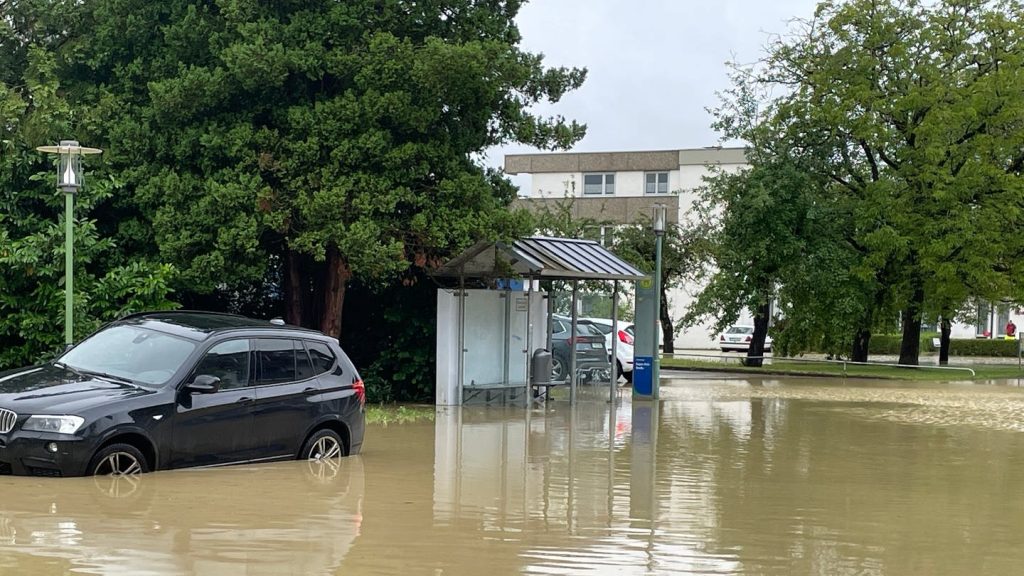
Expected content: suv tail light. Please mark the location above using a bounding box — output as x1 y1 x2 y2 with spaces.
618 330 633 345
353 379 366 407
720 335 725 341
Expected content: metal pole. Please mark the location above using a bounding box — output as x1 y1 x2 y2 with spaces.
64 188 74 347
502 289 510 388
652 233 663 399
570 280 579 405
457 270 466 405
546 283 554 352
525 276 533 405
610 280 619 404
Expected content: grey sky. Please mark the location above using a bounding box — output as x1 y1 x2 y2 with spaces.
485 0 821 183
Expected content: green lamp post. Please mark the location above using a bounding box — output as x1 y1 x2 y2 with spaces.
36 140 102 348
651 203 667 399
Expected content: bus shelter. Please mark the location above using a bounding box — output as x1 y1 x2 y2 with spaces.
434 236 645 406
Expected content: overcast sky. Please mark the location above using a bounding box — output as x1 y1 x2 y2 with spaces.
485 0 821 184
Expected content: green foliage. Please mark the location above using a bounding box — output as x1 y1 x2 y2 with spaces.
0 11 177 370
867 335 1020 358
70 0 584 338
755 0 1024 362
706 0 1024 363
364 404 435 427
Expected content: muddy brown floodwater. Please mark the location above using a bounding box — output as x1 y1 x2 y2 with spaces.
4 374 1024 575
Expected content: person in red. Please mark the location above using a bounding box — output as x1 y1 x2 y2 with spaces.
1006 319 1017 338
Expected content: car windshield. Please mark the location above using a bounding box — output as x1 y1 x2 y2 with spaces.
727 326 755 335
59 325 197 387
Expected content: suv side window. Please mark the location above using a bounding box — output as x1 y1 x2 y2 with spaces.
194 339 252 390
295 340 315 381
258 338 296 385
305 341 337 376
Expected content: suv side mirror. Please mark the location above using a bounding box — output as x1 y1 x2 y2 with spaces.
187 374 221 393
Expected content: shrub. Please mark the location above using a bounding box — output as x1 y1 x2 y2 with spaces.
867 334 1020 357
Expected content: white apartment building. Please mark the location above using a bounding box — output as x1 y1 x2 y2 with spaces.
506 147 749 349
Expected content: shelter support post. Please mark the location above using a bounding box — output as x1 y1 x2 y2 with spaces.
524 276 533 405
610 280 619 404
570 280 579 405
546 283 554 352
457 270 466 405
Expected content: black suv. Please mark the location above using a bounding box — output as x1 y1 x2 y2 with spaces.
0 311 365 477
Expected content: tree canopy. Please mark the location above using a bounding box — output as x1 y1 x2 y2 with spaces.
63 0 585 339
0 1 176 368
704 0 1024 364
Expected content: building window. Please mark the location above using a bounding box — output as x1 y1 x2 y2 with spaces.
645 172 669 194
584 225 616 248
583 173 615 195
976 301 992 336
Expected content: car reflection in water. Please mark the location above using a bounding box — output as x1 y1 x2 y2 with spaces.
0 457 364 575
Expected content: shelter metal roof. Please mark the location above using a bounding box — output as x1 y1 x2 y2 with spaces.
435 236 646 282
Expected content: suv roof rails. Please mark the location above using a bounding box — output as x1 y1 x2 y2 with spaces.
117 309 252 321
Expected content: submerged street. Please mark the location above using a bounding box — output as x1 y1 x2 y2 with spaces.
4 374 1024 575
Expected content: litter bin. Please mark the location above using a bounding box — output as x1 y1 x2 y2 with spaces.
531 349 552 386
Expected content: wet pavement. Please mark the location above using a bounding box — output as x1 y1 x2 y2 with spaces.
4 375 1024 575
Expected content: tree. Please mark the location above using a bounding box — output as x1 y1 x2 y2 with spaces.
0 4 175 370
757 0 1024 364
70 0 586 339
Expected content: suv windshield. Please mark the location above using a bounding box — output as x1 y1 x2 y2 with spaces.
59 325 197 387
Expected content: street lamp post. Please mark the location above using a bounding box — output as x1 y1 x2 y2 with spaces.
652 204 666 400
35 140 102 348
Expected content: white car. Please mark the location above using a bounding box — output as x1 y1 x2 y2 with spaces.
580 317 635 382
719 324 773 353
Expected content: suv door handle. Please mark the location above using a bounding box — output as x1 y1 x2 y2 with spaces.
237 396 254 405
303 387 318 395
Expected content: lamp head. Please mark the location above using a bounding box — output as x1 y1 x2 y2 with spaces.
653 204 667 235
36 140 102 192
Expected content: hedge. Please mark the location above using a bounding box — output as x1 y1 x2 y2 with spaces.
868 334 1020 357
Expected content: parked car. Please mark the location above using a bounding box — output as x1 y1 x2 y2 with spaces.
0 311 365 477
579 317 635 383
719 324 773 353
550 316 610 383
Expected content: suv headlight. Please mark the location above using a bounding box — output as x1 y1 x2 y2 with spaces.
22 415 85 434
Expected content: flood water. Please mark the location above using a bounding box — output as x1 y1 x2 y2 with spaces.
4 374 1024 575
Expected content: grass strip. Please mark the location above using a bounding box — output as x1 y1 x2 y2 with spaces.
661 357 1024 381
365 404 436 426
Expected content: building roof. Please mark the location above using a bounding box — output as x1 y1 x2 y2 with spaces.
504 146 747 174
436 236 646 282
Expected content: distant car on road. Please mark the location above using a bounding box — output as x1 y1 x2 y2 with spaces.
0 311 365 477
719 325 773 353
579 317 635 383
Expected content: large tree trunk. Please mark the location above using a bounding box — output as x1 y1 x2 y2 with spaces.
851 328 871 362
745 300 771 367
898 280 925 365
320 247 351 339
285 250 304 326
659 287 675 354
939 316 951 365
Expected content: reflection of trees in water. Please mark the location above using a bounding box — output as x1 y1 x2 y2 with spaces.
0 459 364 575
